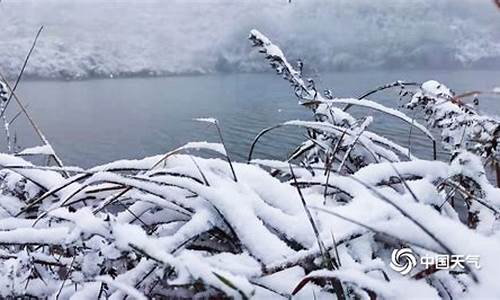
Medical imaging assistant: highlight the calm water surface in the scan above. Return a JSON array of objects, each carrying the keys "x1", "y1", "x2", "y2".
[{"x1": 6, "y1": 70, "x2": 500, "y2": 168}]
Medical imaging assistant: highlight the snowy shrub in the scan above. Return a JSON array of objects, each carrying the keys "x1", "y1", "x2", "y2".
[
  {"x1": 0, "y1": 31, "x2": 498, "y2": 299},
  {"x1": 0, "y1": 81, "x2": 8, "y2": 102},
  {"x1": 406, "y1": 80, "x2": 499, "y2": 161},
  {"x1": 0, "y1": 80, "x2": 12, "y2": 153},
  {"x1": 248, "y1": 30, "x2": 435, "y2": 175}
]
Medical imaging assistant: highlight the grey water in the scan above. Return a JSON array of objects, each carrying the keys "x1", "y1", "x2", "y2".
[{"x1": 6, "y1": 70, "x2": 500, "y2": 168}]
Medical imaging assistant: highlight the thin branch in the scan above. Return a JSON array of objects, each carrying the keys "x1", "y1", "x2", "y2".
[
  {"x1": 0, "y1": 26, "x2": 44, "y2": 119},
  {"x1": 289, "y1": 164, "x2": 345, "y2": 300},
  {"x1": 213, "y1": 120, "x2": 238, "y2": 182}
]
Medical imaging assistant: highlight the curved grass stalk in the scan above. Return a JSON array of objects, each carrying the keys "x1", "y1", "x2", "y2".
[
  {"x1": 248, "y1": 122, "x2": 380, "y2": 164},
  {"x1": 317, "y1": 98, "x2": 435, "y2": 143}
]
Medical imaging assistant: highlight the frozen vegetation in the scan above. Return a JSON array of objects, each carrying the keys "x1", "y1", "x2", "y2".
[{"x1": 0, "y1": 30, "x2": 498, "y2": 299}]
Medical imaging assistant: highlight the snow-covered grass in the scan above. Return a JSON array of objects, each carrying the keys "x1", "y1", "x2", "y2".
[{"x1": 0, "y1": 31, "x2": 498, "y2": 299}]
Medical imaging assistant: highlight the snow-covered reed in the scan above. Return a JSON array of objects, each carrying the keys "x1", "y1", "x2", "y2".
[{"x1": 0, "y1": 31, "x2": 498, "y2": 299}]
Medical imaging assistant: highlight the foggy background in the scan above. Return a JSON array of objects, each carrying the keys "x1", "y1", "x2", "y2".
[{"x1": 0, "y1": 0, "x2": 499, "y2": 80}]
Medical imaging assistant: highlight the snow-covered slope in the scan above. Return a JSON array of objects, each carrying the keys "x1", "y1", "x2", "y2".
[{"x1": 0, "y1": 0, "x2": 499, "y2": 79}]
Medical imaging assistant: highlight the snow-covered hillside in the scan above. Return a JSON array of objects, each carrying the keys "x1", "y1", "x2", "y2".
[{"x1": 0, "y1": 0, "x2": 499, "y2": 79}]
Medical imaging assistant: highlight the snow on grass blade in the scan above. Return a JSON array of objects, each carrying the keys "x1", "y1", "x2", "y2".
[
  {"x1": 179, "y1": 141, "x2": 227, "y2": 156},
  {"x1": 321, "y1": 98, "x2": 435, "y2": 142}
]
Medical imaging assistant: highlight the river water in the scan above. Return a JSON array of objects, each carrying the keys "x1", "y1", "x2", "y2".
[{"x1": 6, "y1": 70, "x2": 500, "y2": 168}]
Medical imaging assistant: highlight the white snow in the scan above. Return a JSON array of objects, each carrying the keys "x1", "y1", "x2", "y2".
[
  {"x1": 194, "y1": 118, "x2": 218, "y2": 125},
  {"x1": 0, "y1": 1, "x2": 499, "y2": 79},
  {"x1": 16, "y1": 144, "x2": 55, "y2": 156},
  {"x1": 0, "y1": 227, "x2": 69, "y2": 245},
  {"x1": 323, "y1": 98, "x2": 434, "y2": 141},
  {"x1": 0, "y1": 26, "x2": 499, "y2": 300},
  {"x1": 178, "y1": 141, "x2": 227, "y2": 156}
]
